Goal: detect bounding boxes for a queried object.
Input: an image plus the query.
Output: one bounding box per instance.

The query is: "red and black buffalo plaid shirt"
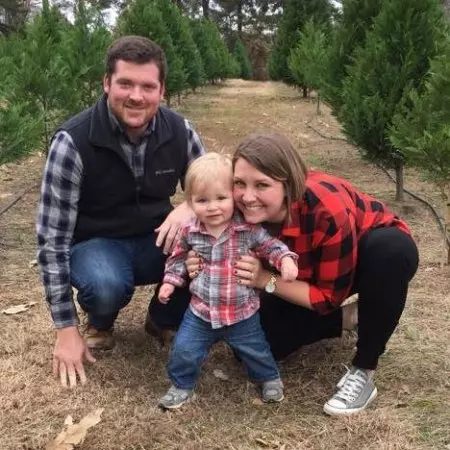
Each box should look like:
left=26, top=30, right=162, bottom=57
left=281, top=171, right=411, bottom=314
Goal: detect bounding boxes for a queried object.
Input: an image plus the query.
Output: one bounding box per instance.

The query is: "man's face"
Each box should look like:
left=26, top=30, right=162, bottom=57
left=103, top=60, right=165, bottom=137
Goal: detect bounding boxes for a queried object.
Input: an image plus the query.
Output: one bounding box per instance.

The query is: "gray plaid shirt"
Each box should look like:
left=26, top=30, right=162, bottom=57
left=37, top=107, right=205, bottom=328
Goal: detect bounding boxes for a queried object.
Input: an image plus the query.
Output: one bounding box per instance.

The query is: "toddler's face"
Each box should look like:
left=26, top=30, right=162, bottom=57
left=191, top=175, right=234, bottom=233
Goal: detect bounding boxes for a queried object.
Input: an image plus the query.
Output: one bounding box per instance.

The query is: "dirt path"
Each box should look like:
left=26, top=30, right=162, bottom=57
left=0, top=80, right=449, bottom=450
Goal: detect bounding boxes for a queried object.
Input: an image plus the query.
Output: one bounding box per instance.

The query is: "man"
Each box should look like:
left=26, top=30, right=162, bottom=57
left=37, top=36, right=205, bottom=389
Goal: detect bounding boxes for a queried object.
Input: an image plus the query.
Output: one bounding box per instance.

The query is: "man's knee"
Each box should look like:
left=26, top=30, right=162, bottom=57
left=76, top=274, right=134, bottom=315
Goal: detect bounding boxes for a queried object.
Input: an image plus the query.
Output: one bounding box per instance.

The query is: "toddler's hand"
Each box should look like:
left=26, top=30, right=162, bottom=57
left=158, top=283, right=175, bottom=304
left=280, top=257, right=298, bottom=282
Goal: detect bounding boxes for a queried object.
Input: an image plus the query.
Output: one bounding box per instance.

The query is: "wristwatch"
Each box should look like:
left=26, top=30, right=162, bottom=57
left=264, top=274, right=278, bottom=293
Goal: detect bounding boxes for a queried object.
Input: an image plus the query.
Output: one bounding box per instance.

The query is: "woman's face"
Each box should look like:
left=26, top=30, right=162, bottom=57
left=233, top=158, right=287, bottom=224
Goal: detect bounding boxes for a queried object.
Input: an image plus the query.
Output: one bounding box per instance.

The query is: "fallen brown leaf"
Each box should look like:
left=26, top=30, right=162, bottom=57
left=2, top=302, right=37, bottom=315
left=399, top=384, right=411, bottom=396
left=255, top=437, right=271, bottom=447
left=46, top=408, right=104, bottom=450
left=213, top=369, right=230, bottom=381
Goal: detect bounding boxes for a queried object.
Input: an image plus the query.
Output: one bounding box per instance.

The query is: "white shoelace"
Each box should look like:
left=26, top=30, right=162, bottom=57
left=336, top=370, right=367, bottom=402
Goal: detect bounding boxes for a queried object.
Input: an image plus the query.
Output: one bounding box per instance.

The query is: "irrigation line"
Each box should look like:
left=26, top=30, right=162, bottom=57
left=377, top=166, right=449, bottom=247
left=304, top=119, right=347, bottom=141
left=305, top=118, right=449, bottom=247
left=0, top=183, right=39, bottom=217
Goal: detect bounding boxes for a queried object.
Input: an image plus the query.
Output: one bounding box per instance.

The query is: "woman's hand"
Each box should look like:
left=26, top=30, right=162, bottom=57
left=234, top=254, right=270, bottom=289
left=185, top=250, right=203, bottom=279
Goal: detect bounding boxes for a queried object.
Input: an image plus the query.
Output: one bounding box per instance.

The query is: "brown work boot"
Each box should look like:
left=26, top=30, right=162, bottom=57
left=144, top=311, right=175, bottom=347
left=83, top=324, right=115, bottom=350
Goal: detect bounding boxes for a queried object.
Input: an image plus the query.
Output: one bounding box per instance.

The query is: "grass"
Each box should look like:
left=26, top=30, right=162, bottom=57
left=0, top=79, right=449, bottom=449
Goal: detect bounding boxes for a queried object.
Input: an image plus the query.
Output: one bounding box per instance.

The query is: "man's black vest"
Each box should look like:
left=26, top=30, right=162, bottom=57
left=58, top=95, right=188, bottom=243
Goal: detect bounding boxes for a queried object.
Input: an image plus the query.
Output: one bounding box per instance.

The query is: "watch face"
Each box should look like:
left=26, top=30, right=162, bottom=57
left=265, top=281, right=276, bottom=293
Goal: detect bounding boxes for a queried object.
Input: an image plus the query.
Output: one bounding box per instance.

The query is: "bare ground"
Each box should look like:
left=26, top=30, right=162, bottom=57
left=0, top=80, right=449, bottom=450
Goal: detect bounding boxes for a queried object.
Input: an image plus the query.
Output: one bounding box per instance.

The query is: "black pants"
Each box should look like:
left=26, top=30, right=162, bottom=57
left=148, top=227, right=418, bottom=371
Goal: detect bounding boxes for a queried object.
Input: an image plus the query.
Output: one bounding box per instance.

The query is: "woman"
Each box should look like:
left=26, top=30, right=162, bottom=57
left=148, top=133, right=419, bottom=416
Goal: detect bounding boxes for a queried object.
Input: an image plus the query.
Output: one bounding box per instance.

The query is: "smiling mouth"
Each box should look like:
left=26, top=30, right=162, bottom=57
left=241, top=204, right=264, bottom=211
left=125, top=105, right=146, bottom=110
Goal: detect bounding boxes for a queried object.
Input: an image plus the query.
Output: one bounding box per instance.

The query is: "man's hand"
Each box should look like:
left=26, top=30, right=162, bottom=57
left=155, top=201, right=194, bottom=255
left=158, top=283, right=175, bottom=304
left=53, top=326, right=96, bottom=388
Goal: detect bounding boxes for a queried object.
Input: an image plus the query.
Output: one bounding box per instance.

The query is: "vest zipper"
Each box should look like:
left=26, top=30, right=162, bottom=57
left=135, top=184, right=141, bottom=209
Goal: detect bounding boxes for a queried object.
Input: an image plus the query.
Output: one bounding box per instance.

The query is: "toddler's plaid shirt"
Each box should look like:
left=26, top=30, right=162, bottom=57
left=164, top=213, right=298, bottom=329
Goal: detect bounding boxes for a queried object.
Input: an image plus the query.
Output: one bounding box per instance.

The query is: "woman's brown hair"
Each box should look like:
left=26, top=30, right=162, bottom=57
left=233, top=133, right=308, bottom=222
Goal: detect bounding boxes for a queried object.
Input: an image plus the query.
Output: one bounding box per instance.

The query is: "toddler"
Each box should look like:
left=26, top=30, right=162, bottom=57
left=158, top=153, right=298, bottom=409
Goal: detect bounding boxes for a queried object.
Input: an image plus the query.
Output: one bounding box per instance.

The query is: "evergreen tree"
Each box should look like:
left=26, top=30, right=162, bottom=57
left=341, top=0, right=447, bottom=201
left=288, top=19, right=329, bottom=113
left=221, top=44, right=240, bottom=78
left=390, top=47, right=450, bottom=260
left=233, top=38, right=253, bottom=80
left=0, top=91, right=43, bottom=165
left=58, top=0, right=112, bottom=116
left=323, top=0, right=383, bottom=117
left=0, top=0, right=70, bottom=163
left=191, top=19, right=217, bottom=82
left=117, top=0, right=186, bottom=106
left=191, top=18, right=234, bottom=82
left=155, top=0, right=205, bottom=92
left=268, top=0, right=332, bottom=96
left=205, top=18, right=236, bottom=81
left=0, top=32, right=22, bottom=98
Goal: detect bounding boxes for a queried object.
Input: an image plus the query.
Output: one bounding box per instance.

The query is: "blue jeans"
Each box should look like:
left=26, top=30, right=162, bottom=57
left=168, top=308, right=280, bottom=390
left=70, top=233, right=189, bottom=330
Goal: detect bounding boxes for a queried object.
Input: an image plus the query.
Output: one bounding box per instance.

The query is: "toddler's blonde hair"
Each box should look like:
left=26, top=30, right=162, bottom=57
left=185, top=152, right=233, bottom=202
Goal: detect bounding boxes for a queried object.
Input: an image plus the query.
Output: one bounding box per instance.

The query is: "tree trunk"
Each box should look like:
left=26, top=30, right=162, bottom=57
left=170, top=0, right=183, bottom=8
left=395, top=162, right=404, bottom=201
left=443, top=0, right=450, bottom=16
left=302, top=85, right=308, bottom=98
left=445, top=189, right=450, bottom=264
left=202, top=0, right=209, bottom=19
left=316, top=92, right=321, bottom=115
left=237, top=1, right=243, bottom=37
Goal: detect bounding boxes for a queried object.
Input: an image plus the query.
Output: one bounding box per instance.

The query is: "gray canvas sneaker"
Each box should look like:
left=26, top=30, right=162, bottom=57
left=262, top=378, right=285, bottom=403
left=323, top=367, right=377, bottom=415
left=158, top=385, right=194, bottom=410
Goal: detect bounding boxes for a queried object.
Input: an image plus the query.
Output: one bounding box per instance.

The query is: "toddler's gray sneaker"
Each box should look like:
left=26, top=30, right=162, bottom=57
left=262, top=378, right=284, bottom=403
left=323, top=366, right=377, bottom=415
left=159, top=385, right=193, bottom=410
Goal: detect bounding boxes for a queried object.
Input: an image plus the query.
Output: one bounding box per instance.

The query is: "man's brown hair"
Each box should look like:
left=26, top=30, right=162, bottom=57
left=233, top=133, right=308, bottom=222
left=105, top=36, right=168, bottom=84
